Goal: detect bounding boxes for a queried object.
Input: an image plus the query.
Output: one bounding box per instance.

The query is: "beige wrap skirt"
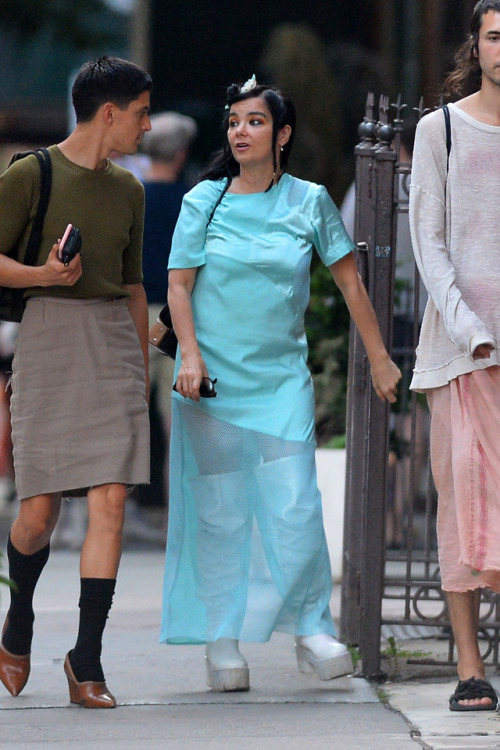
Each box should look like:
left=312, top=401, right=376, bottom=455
left=10, top=296, right=150, bottom=500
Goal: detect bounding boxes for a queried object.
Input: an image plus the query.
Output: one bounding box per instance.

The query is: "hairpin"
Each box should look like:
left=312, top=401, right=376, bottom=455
left=240, top=74, right=257, bottom=94
left=224, top=74, right=258, bottom=109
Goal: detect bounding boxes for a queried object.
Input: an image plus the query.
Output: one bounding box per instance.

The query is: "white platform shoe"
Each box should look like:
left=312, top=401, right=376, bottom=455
left=295, top=634, right=353, bottom=680
left=205, top=638, right=250, bottom=692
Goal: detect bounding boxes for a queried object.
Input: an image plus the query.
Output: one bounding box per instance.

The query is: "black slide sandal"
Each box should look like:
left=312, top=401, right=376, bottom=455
left=449, top=677, right=498, bottom=711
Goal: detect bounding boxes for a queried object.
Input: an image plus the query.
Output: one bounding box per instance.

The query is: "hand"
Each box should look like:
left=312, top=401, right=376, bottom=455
left=174, top=354, right=208, bottom=402
left=370, top=356, right=402, bottom=404
left=39, top=243, right=82, bottom=287
left=472, top=343, right=494, bottom=360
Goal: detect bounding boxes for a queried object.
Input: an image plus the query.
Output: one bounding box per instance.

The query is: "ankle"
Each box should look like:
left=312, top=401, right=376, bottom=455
left=206, top=638, right=240, bottom=654
left=296, top=634, right=349, bottom=660
left=69, top=648, right=105, bottom=683
left=3, top=536, right=50, bottom=656
left=70, top=577, right=115, bottom=683
left=206, top=639, right=247, bottom=668
left=458, top=668, right=486, bottom=682
left=457, top=658, right=485, bottom=682
left=295, top=633, right=338, bottom=646
left=205, top=639, right=249, bottom=692
left=2, top=614, right=34, bottom=656
left=296, top=634, right=339, bottom=648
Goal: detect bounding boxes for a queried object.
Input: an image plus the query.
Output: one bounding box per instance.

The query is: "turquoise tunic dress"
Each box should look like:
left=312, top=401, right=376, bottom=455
left=161, top=174, right=353, bottom=644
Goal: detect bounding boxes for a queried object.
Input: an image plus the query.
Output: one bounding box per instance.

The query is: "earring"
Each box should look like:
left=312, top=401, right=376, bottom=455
left=280, top=146, right=284, bottom=152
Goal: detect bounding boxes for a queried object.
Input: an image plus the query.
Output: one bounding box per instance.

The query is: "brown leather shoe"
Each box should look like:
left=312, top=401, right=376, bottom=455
left=0, top=642, right=31, bottom=696
left=63, top=652, right=116, bottom=709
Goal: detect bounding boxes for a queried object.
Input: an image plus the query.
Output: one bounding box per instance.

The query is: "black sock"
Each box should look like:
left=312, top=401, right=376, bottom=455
left=69, top=578, right=116, bottom=683
left=2, top=534, right=50, bottom=655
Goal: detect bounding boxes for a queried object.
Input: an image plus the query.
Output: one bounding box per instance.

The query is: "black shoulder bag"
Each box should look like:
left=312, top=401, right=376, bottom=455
left=0, top=148, right=52, bottom=322
left=441, top=104, right=452, bottom=167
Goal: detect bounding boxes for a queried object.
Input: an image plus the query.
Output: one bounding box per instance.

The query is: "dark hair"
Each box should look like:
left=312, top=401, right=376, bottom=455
left=72, top=56, right=153, bottom=123
left=443, top=0, right=500, bottom=98
left=200, top=82, right=296, bottom=183
left=200, top=81, right=296, bottom=226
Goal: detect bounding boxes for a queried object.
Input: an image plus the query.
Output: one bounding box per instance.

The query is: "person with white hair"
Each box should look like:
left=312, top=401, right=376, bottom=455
left=133, top=112, right=198, bottom=513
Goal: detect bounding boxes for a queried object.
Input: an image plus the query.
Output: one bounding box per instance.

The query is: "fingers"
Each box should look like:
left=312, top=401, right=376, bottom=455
left=372, top=362, right=402, bottom=403
left=174, top=364, right=206, bottom=402
left=58, top=257, right=82, bottom=286
left=45, top=244, right=82, bottom=286
left=472, top=344, right=494, bottom=360
left=375, top=384, right=398, bottom=404
left=385, top=388, right=398, bottom=404
left=66, top=254, right=82, bottom=283
left=174, top=376, right=201, bottom=402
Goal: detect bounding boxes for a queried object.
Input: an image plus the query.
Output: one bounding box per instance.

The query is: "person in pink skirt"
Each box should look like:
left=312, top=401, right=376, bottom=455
left=410, top=0, right=500, bottom=712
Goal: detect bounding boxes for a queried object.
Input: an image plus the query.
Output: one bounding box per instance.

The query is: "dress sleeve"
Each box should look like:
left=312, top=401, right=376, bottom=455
left=310, top=185, right=355, bottom=267
left=168, top=180, right=223, bottom=270
left=409, top=110, right=495, bottom=358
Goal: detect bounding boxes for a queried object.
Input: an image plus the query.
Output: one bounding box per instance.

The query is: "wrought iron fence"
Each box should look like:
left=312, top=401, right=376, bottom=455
left=339, top=93, right=500, bottom=679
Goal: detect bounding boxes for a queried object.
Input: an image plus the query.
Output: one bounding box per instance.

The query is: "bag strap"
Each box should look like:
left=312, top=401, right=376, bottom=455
left=441, top=104, right=451, bottom=170
left=9, top=148, right=52, bottom=266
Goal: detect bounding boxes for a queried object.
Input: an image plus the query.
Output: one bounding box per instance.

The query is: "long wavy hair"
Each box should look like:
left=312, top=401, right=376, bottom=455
left=443, top=0, right=500, bottom=99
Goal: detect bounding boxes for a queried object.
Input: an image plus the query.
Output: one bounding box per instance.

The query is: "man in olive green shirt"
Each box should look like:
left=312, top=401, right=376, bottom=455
left=0, top=56, right=152, bottom=708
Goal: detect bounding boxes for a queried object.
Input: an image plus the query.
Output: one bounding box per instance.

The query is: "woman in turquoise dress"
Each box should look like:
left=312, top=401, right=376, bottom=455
left=161, top=77, right=401, bottom=691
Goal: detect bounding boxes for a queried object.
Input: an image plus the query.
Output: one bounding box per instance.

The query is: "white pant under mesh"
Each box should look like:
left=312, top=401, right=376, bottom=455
left=161, top=400, right=335, bottom=644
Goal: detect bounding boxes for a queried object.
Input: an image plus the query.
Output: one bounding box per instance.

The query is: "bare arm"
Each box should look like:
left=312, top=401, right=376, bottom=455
left=124, top=283, right=150, bottom=403
left=329, top=252, right=401, bottom=403
left=167, top=268, right=208, bottom=402
left=0, top=242, right=82, bottom=288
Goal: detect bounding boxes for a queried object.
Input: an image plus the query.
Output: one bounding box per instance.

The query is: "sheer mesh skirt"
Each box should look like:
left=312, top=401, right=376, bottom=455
left=161, top=398, right=335, bottom=644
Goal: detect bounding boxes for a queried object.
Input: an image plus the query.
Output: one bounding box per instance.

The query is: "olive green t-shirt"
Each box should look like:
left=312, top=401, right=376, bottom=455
left=0, top=145, right=144, bottom=299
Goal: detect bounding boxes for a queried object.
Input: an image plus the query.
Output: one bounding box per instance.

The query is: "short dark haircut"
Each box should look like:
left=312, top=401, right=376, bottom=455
left=72, top=56, right=153, bottom=123
left=444, top=0, right=500, bottom=98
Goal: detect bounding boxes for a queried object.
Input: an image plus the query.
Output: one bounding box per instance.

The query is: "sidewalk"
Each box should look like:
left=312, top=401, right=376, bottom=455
left=0, top=548, right=416, bottom=750
left=0, top=547, right=499, bottom=749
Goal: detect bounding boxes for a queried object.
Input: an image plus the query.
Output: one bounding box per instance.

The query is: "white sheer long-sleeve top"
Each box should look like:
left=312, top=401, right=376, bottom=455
left=409, top=102, right=500, bottom=391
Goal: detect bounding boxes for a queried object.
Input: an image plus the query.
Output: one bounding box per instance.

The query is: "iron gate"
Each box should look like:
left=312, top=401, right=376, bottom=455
left=339, top=93, right=500, bottom=679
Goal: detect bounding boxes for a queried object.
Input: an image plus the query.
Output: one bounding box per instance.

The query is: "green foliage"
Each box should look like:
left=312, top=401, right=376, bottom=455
left=376, top=687, right=391, bottom=704
left=324, top=434, right=346, bottom=449
left=306, top=259, right=350, bottom=445
left=381, top=636, right=432, bottom=676
left=347, top=644, right=361, bottom=670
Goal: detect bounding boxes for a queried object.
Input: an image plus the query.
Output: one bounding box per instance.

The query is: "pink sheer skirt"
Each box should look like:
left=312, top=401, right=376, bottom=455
left=427, top=365, right=500, bottom=593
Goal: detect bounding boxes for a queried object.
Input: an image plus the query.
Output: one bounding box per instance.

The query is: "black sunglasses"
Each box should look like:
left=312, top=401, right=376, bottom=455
left=199, top=377, right=217, bottom=398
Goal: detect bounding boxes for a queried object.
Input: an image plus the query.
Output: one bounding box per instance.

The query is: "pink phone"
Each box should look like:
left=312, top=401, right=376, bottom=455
left=58, top=223, right=73, bottom=260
